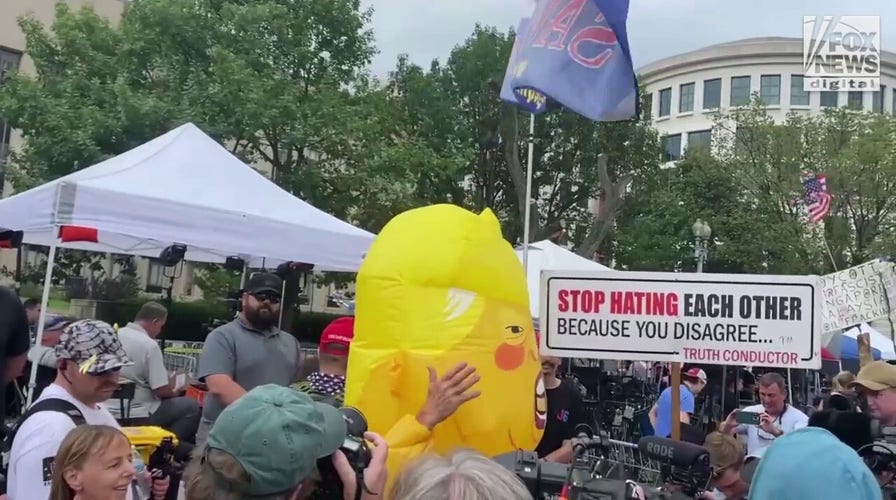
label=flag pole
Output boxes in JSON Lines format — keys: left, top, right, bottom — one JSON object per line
{"left": 522, "top": 112, "right": 536, "bottom": 271}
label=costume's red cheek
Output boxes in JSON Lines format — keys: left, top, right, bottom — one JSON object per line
{"left": 495, "top": 343, "right": 525, "bottom": 371}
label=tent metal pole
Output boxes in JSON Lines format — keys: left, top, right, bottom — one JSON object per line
{"left": 25, "top": 243, "right": 58, "bottom": 410}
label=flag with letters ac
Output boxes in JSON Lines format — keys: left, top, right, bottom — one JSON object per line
{"left": 500, "top": 0, "right": 639, "bottom": 121}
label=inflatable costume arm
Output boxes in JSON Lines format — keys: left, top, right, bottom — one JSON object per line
{"left": 382, "top": 414, "right": 434, "bottom": 488}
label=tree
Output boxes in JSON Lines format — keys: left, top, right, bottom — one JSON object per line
{"left": 0, "top": 2, "right": 416, "bottom": 317}
{"left": 194, "top": 265, "right": 241, "bottom": 301}
{"left": 383, "top": 25, "right": 663, "bottom": 256}
{"left": 615, "top": 96, "right": 896, "bottom": 274}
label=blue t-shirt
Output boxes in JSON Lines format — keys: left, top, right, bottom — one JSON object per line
{"left": 653, "top": 384, "right": 695, "bottom": 438}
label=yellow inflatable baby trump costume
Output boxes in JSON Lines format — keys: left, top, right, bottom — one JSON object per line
{"left": 344, "top": 204, "right": 546, "bottom": 480}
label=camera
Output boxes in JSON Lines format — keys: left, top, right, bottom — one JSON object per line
{"left": 859, "top": 423, "right": 896, "bottom": 497}
{"left": 493, "top": 432, "right": 704, "bottom": 500}
{"left": 310, "top": 402, "right": 372, "bottom": 500}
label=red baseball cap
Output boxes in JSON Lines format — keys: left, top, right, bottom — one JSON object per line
{"left": 319, "top": 317, "right": 354, "bottom": 356}
{"left": 684, "top": 367, "right": 708, "bottom": 383}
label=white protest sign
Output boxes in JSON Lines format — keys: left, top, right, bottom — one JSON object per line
{"left": 540, "top": 271, "right": 822, "bottom": 369}
{"left": 821, "top": 261, "right": 890, "bottom": 333}
{"left": 877, "top": 260, "right": 896, "bottom": 331}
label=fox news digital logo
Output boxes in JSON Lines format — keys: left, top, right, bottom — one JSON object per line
{"left": 803, "top": 16, "right": 880, "bottom": 92}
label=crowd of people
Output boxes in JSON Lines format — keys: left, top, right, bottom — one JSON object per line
{"left": 0, "top": 272, "right": 894, "bottom": 499}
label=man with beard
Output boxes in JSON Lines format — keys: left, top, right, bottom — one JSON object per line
{"left": 535, "top": 352, "right": 589, "bottom": 462}
{"left": 195, "top": 272, "right": 302, "bottom": 449}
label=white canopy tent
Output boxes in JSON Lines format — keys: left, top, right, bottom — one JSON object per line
{"left": 0, "top": 122, "right": 374, "bottom": 271}
{"left": 0, "top": 122, "right": 375, "bottom": 407}
{"left": 515, "top": 240, "right": 611, "bottom": 319}
{"left": 843, "top": 323, "right": 896, "bottom": 360}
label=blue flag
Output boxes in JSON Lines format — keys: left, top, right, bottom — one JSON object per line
{"left": 500, "top": 0, "right": 639, "bottom": 122}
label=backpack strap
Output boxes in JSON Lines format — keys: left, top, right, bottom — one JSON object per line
{"left": 5, "top": 398, "right": 86, "bottom": 448}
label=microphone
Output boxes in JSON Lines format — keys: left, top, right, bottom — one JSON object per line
{"left": 637, "top": 436, "right": 710, "bottom": 469}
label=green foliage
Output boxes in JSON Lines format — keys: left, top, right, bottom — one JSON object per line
{"left": 194, "top": 265, "right": 241, "bottom": 300}
{"left": 11, "top": 2, "right": 893, "bottom": 283}
{"left": 616, "top": 97, "right": 896, "bottom": 273}
{"left": 96, "top": 298, "right": 344, "bottom": 343}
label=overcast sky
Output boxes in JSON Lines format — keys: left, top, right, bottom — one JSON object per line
{"left": 361, "top": 0, "right": 896, "bottom": 77}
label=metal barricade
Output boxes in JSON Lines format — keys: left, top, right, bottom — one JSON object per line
{"left": 591, "top": 439, "right": 664, "bottom": 486}
{"left": 163, "top": 342, "right": 204, "bottom": 377}
{"left": 163, "top": 353, "right": 197, "bottom": 377}
{"left": 161, "top": 342, "right": 319, "bottom": 377}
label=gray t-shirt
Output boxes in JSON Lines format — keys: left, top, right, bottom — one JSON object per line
{"left": 197, "top": 317, "right": 301, "bottom": 422}
{"left": 116, "top": 323, "right": 169, "bottom": 415}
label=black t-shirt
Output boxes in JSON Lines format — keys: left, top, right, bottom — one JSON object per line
{"left": 0, "top": 287, "right": 31, "bottom": 420}
{"left": 536, "top": 379, "right": 588, "bottom": 458}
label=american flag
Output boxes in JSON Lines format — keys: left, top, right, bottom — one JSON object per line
{"left": 802, "top": 173, "right": 832, "bottom": 223}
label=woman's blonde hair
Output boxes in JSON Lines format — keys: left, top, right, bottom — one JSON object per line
{"left": 390, "top": 448, "right": 533, "bottom": 500}
{"left": 50, "top": 424, "right": 131, "bottom": 500}
{"left": 185, "top": 447, "right": 317, "bottom": 500}
{"left": 832, "top": 371, "right": 856, "bottom": 393}
{"left": 703, "top": 431, "right": 745, "bottom": 472}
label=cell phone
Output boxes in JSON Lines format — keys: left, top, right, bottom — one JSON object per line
{"left": 735, "top": 410, "right": 762, "bottom": 425}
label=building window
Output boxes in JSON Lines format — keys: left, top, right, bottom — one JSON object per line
{"left": 703, "top": 78, "right": 721, "bottom": 109}
{"left": 847, "top": 91, "right": 864, "bottom": 109}
{"left": 873, "top": 86, "right": 885, "bottom": 113}
{"left": 0, "top": 48, "right": 22, "bottom": 191}
{"left": 730, "top": 76, "right": 751, "bottom": 106}
{"left": 662, "top": 134, "right": 682, "bottom": 162}
{"left": 679, "top": 83, "right": 695, "bottom": 113}
{"left": 658, "top": 88, "right": 672, "bottom": 117}
{"left": 790, "top": 75, "right": 809, "bottom": 106}
{"left": 642, "top": 92, "right": 653, "bottom": 120}
{"left": 146, "top": 260, "right": 168, "bottom": 293}
{"left": 687, "top": 130, "right": 712, "bottom": 152}
{"left": 820, "top": 91, "right": 838, "bottom": 107}
{"left": 759, "top": 75, "right": 781, "bottom": 106}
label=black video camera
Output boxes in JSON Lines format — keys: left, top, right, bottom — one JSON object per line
{"left": 493, "top": 429, "right": 702, "bottom": 500}
{"left": 310, "top": 399, "right": 372, "bottom": 500}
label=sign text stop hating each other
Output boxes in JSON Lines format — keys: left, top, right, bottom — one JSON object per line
{"left": 539, "top": 271, "right": 822, "bottom": 369}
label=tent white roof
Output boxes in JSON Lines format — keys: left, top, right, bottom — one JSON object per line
{"left": 0, "top": 123, "right": 373, "bottom": 271}
{"left": 515, "top": 240, "right": 611, "bottom": 319}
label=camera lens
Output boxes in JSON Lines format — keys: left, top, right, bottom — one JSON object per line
{"left": 340, "top": 406, "right": 368, "bottom": 436}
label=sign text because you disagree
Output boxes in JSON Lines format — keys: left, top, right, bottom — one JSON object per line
{"left": 540, "top": 271, "right": 822, "bottom": 369}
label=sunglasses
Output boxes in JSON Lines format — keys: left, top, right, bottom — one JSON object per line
{"left": 251, "top": 292, "right": 281, "bottom": 304}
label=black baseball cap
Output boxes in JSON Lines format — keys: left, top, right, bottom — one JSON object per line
{"left": 246, "top": 272, "right": 283, "bottom": 295}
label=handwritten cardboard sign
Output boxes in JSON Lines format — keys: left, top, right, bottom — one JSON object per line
{"left": 822, "top": 261, "right": 890, "bottom": 333}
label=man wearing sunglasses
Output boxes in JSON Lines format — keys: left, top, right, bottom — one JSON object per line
{"left": 195, "top": 272, "right": 303, "bottom": 450}
{"left": 7, "top": 319, "right": 169, "bottom": 499}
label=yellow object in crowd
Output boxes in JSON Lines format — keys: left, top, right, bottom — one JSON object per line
{"left": 344, "top": 204, "right": 546, "bottom": 479}
{"left": 120, "top": 425, "right": 177, "bottom": 464}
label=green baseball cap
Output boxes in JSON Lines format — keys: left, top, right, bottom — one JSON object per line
{"left": 206, "top": 384, "right": 347, "bottom": 495}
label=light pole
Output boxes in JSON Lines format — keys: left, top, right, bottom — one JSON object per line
{"left": 692, "top": 219, "right": 711, "bottom": 274}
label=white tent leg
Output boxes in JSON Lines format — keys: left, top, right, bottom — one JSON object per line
{"left": 25, "top": 244, "right": 58, "bottom": 410}
{"left": 240, "top": 261, "right": 249, "bottom": 289}
{"left": 278, "top": 278, "right": 287, "bottom": 330}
